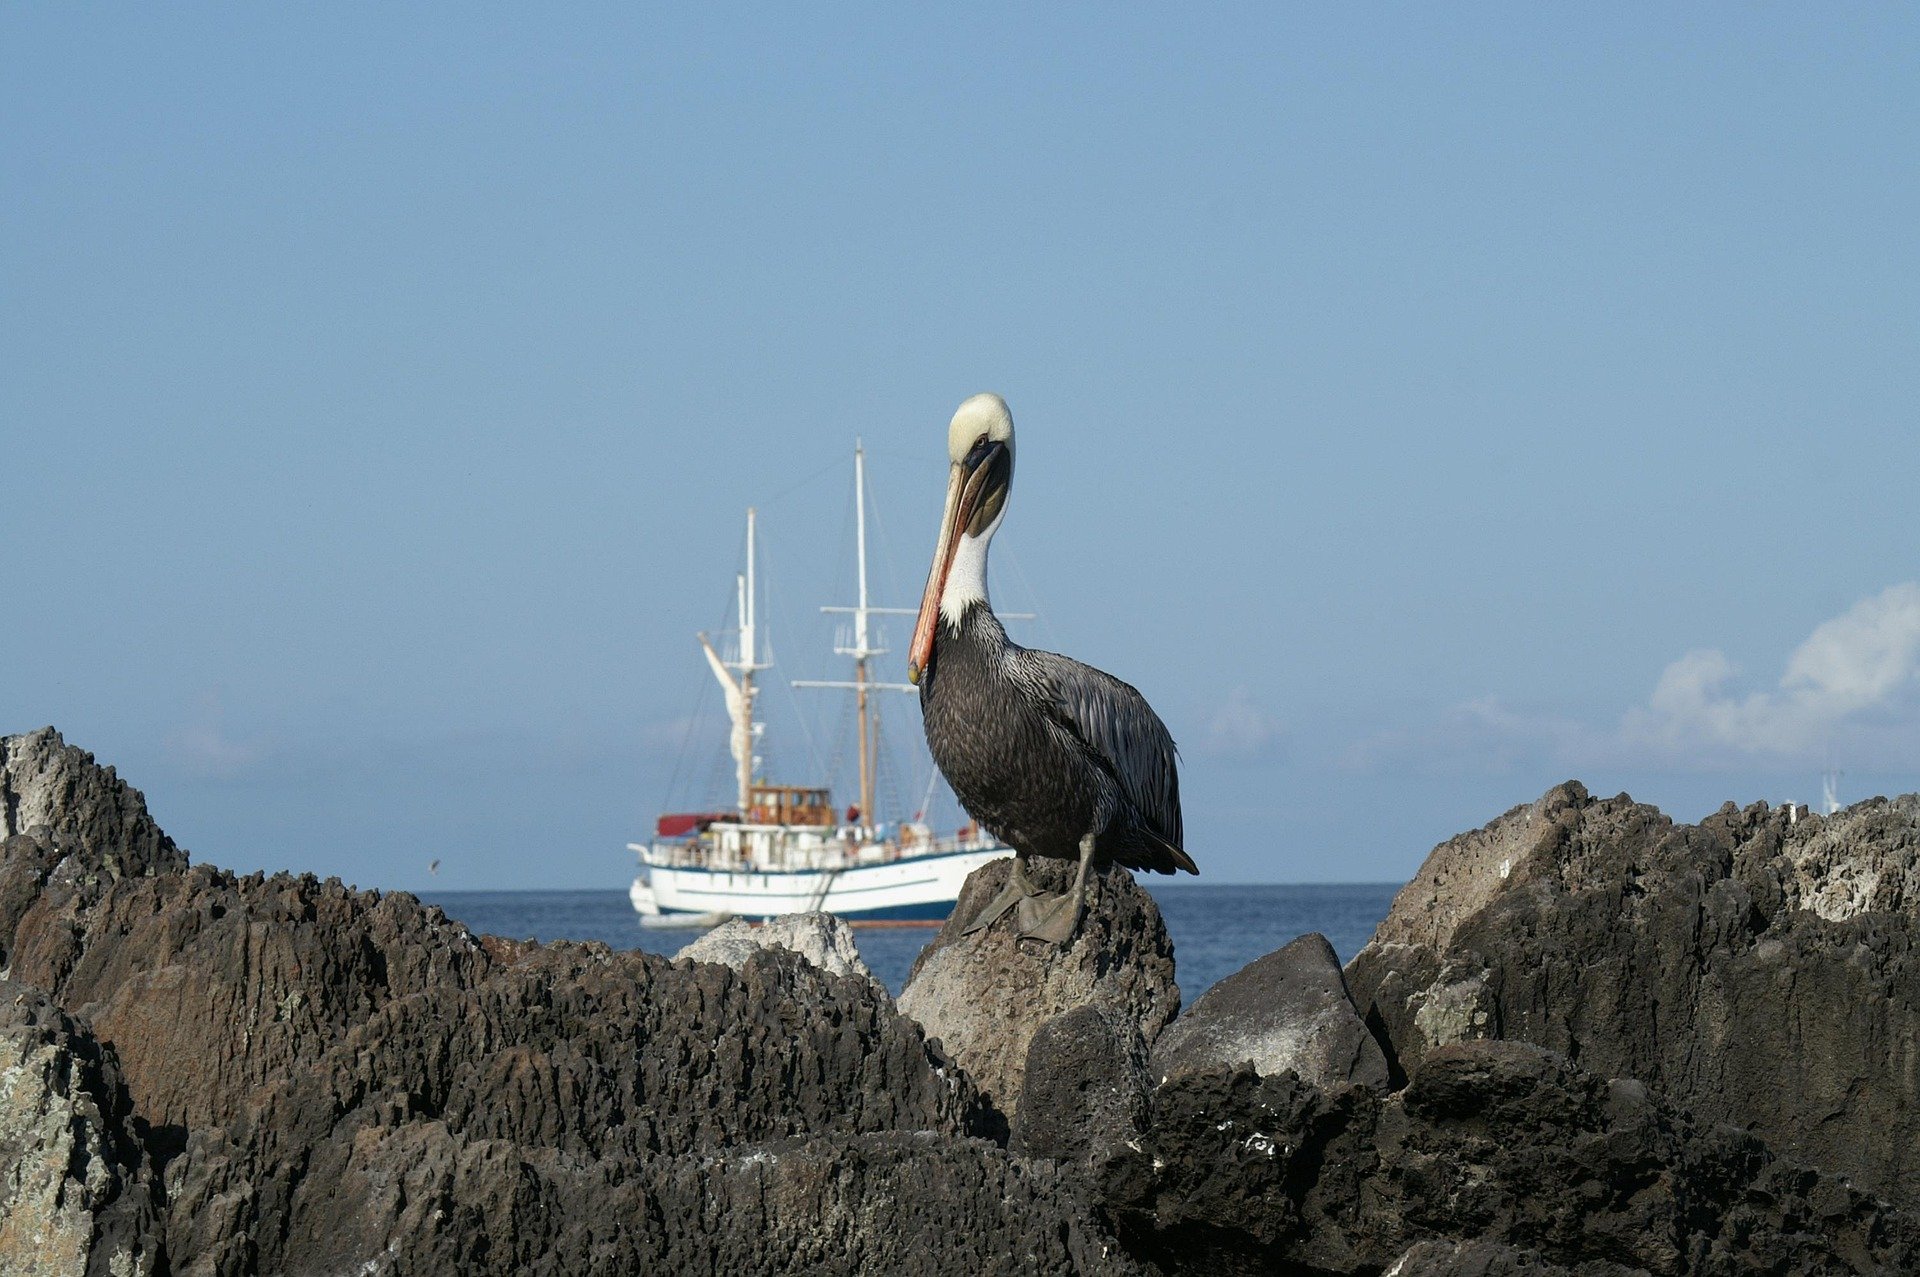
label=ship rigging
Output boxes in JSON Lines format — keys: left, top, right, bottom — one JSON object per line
{"left": 629, "top": 443, "right": 1012, "bottom": 926}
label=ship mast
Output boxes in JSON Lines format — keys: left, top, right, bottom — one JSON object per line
{"left": 832, "top": 444, "right": 882, "bottom": 822}
{"left": 740, "top": 506, "right": 760, "bottom": 812}
{"left": 796, "top": 442, "right": 917, "bottom": 826}
{"left": 852, "top": 444, "right": 875, "bottom": 820}
{"left": 700, "top": 507, "right": 770, "bottom": 815}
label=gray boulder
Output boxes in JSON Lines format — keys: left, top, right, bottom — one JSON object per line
{"left": 1010, "top": 1003, "right": 1151, "bottom": 1171}
{"left": 1347, "top": 782, "right": 1920, "bottom": 1208}
{"left": 1150, "top": 932, "right": 1389, "bottom": 1091}
{"left": 676, "top": 911, "right": 875, "bottom": 984}
{"left": 0, "top": 727, "right": 184, "bottom": 880}
{"left": 897, "top": 856, "right": 1180, "bottom": 1123}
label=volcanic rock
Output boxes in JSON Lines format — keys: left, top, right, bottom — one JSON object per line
{"left": 1381, "top": 1239, "right": 1633, "bottom": 1276}
{"left": 898, "top": 856, "right": 1180, "bottom": 1123}
{"left": 676, "top": 910, "right": 876, "bottom": 984}
{"left": 0, "top": 728, "right": 184, "bottom": 880}
{"left": 16, "top": 725, "right": 1920, "bottom": 1275}
{"left": 1103, "top": 1058, "right": 1377, "bottom": 1272}
{"left": 160, "top": 944, "right": 1100, "bottom": 1275}
{"left": 1009, "top": 1003, "right": 1152, "bottom": 1171}
{"left": 0, "top": 729, "right": 1155, "bottom": 1274}
{"left": 1, "top": 727, "right": 186, "bottom": 967}
{"left": 6, "top": 862, "right": 498, "bottom": 1137}
{"left": 1150, "top": 931, "right": 1389, "bottom": 1091}
{"left": 0, "top": 980, "right": 163, "bottom": 1277}
{"left": 1346, "top": 782, "right": 1920, "bottom": 1206}
{"left": 1106, "top": 1039, "right": 1920, "bottom": 1276}
{"left": 179, "top": 1126, "right": 1140, "bottom": 1277}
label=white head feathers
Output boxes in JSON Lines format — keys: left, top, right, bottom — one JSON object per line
{"left": 948, "top": 392, "right": 1014, "bottom": 462}
{"left": 939, "top": 393, "right": 1015, "bottom": 626}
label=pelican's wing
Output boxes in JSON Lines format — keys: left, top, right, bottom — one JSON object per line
{"left": 1022, "top": 648, "right": 1188, "bottom": 860}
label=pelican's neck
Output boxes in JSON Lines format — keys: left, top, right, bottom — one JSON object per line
{"left": 939, "top": 531, "right": 991, "bottom": 629}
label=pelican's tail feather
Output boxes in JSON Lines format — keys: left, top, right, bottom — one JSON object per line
{"left": 1134, "top": 826, "right": 1198, "bottom": 876}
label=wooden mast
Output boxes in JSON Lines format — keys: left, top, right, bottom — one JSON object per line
{"left": 793, "top": 441, "right": 924, "bottom": 826}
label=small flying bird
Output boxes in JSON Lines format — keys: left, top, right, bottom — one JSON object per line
{"left": 908, "top": 393, "right": 1196, "bottom": 944}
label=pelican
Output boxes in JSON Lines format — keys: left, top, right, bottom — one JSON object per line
{"left": 908, "top": 393, "right": 1196, "bottom": 944}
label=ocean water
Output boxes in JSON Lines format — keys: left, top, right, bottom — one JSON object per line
{"left": 419, "top": 881, "right": 1402, "bottom": 1003}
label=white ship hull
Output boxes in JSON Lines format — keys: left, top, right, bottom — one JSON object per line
{"left": 630, "top": 844, "right": 1004, "bottom": 923}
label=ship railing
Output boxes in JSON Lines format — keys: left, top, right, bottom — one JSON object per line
{"left": 641, "top": 827, "right": 1008, "bottom": 871}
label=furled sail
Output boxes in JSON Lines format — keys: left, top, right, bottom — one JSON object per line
{"left": 699, "top": 634, "right": 751, "bottom": 777}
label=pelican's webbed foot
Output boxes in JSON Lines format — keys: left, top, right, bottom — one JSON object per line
{"left": 962, "top": 852, "right": 1042, "bottom": 936}
{"left": 1012, "top": 833, "right": 1099, "bottom": 948}
{"left": 1013, "top": 890, "right": 1083, "bottom": 945}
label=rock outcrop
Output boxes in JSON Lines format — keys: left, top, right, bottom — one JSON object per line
{"left": 1105, "top": 1039, "right": 1920, "bottom": 1275}
{"left": 161, "top": 945, "right": 1055, "bottom": 1275}
{"left": 11, "top": 726, "right": 1920, "bottom": 1276}
{"left": 1, "top": 728, "right": 186, "bottom": 969}
{"left": 898, "top": 856, "right": 1180, "bottom": 1123}
{"left": 6, "top": 861, "right": 498, "bottom": 1137}
{"left": 0, "top": 728, "right": 1132, "bottom": 1275}
{"left": 677, "top": 910, "right": 876, "bottom": 984}
{"left": 1346, "top": 781, "right": 1920, "bottom": 1207}
{"left": 1381, "top": 1239, "right": 1629, "bottom": 1276}
{"left": 0, "top": 980, "right": 163, "bottom": 1277}
{"left": 1150, "top": 931, "right": 1389, "bottom": 1091}
{"left": 0, "top": 729, "right": 184, "bottom": 880}
{"left": 1009, "top": 1002, "right": 1152, "bottom": 1172}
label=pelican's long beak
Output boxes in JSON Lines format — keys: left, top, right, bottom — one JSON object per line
{"left": 908, "top": 442, "right": 1006, "bottom": 683}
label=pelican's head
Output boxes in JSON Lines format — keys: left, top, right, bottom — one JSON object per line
{"left": 909, "top": 393, "right": 1016, "bottom": 682}
{"left": 949, "top": 391, "right": 1014, "bottom": 461}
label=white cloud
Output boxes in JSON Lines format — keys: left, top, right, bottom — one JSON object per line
{"left": 1350, "top": 583, "right": 1920, "bottom": 775}
{"left": 1197, "top": 685, "right": 1285, "bottom": 759}
{"left": 161, "top": 687, "right": 272, "bottom": 775}
{"left": 1619, "top": 583, "right": 1920, "bottom": 763}
{"left": 1784, "top": 584, "right": 1920, "bottom": 708}
{"left": 165, "top": 718, "right": 268, "bottom": 775}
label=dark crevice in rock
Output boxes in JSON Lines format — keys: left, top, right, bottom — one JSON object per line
{"left": 1362, "top": 1002, "right": 1406, "bottom": 1092}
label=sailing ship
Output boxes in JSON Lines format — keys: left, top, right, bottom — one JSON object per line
{"left": 629, "top": 444, "right": 1010, "bottom": 926}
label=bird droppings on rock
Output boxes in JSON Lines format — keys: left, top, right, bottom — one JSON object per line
{"left": 675, "top": 911, "right": 877, "bottom": 986}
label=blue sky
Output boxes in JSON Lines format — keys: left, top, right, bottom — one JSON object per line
{"left": 4, "top": 7, "right": 1915, "bottom": 888}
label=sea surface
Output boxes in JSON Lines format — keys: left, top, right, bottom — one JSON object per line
{"left": 420, "top": 882, "right": 1403, "bottom": 1002}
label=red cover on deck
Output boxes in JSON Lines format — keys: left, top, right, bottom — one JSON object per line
{"left": 656, "top": 811, "right": 729, "bottom": 838}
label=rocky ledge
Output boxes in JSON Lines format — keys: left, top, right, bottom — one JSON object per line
{"left": 5, "top": 727, "right": 1920, "bottom": 1275}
